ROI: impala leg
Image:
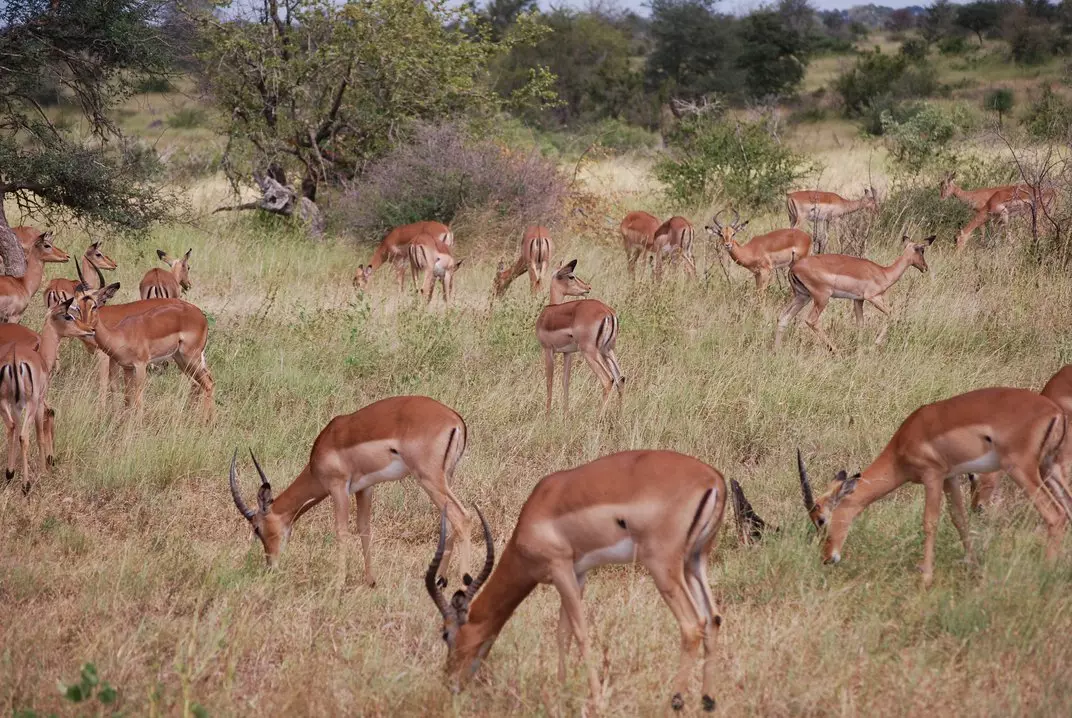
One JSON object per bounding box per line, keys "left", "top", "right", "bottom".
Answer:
{"left": 42, "top": 402, "right": 55, "bottom": 467}
{"left": 422, "top": 270, "right": 435, "bottom": 306}
{"left": 650, "top": 562, "right": 705, "bottom": 711}
{"left": 581, "top": 349, "right": 615, "bottom": 414}
{"left": 626, "top": 246, "right": 641, "bottom": 279}
{"left": 2, "top": 408, "right": 16, "bottom": 485}
{"left": 352, "top": 488, "right": 376, "bottom": 587}
{"left": 957, "top": 211, "right": 989, "bottom": 251}
{"left": 444, "top": 271, "right": 454, "bottom": 306}
{"left": 176, "top": 351, "right": 215, "bottom": 422}
{"left": 556, "top": 572, "right": 587, "bottom": 682}
{"left": 1006, "top": 463, "right": 1068, "bottom": 560}
{"left": 415, "top": 471, "right": 472, "bottom": 580}
{"left": 853, "top": 299, "right": 864, "bottom": 327}
{"left": 328, "top": 483, "right": 353, "bottom": 588}
{"left": 687, "top": 553, "right": 722, "bottom": 712}
{"left": 866, "top": 294, "right": 893, "bottom": 346}
{"left": 971, "top": 471, "right": 1001, "bottom": 512}
{"left": 755, "top": 269, "right": 769, "bottom": 293}
{"left": 654, "top": 248, "right": 665, "bottom": 282}
{"left": 920, "top": 476, "right": 945, "bottom": 588}
{"left": 18, "top": 409, "right": 31, "bottom": 495}
{"left": 561, "top": 352, "right": 573, "bottom": 418}
{"left": 803, "top": 296, "right": 839, "bottom": 353}
{"left": 96, "top": 351, "right": 112, "bottom": 405}
{"left": 34, "top": 404, "right": 48, "bottom": 475}
{"left": 550, "top": 564, "right": 600, "bottom": 705}
{"left": 396, "top": 259, "right": 408, "bottom": 292}
{"left": 543, "top": 347, "right": 555, "bottom": 416}
{"left": 774, "top": 293, "right": 811, "bottom": 349}
{"left": 528, "top": 265, "right": 539, "bottom": 295}
{"left": 944, "top": 476, "right": 973, "bottom": 563}
{"left": 604, "top": 349, "right": 625, "bottom": 403}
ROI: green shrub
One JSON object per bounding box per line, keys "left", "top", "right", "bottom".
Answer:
{"left": 1022, "top": 86, "right": 1072, "bottom": 140}
{"left": 836, "top": 48, "right": 939, "bottom": 132}
{"left": 938, "top": 35, "right": 970, "bottom": 55}
{"left": 135, "top": 76, "right": 172, "bottom": 93}
{"left": 983, "top": 88, "right": 1014, "bottom": 127}
{"left": 166, "top": 108, "right": 205, "bottom": 129}
{"left": 655, "top": 115, "right": 810, "bottom": 210}
{"left": 881, "top": 104, "right": 959, "bottom": 174}
{"left": 900, "top": 38, "right": 929, "bottom": 62}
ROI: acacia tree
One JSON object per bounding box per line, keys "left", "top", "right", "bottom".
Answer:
{"left": 199, "top": 0, "right": 549, "bottom": 222}
{"left": 0, "top": 0, "right": 175, "bottom": 274}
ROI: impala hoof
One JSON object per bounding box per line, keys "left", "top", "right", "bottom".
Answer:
{"left": 46, "top": 455, "right": 55, "bottom": 468}
{"left": 21, "top": 481, "right": 31, "bottom": 496}
{"left": 702, "top": 695, "right": 716, "bottom": 712}
{"left": 4, "top": 469, "right": 13, "bottom": 483}
{"left": 671, "top": 693, "right": 684, "bottom": 711}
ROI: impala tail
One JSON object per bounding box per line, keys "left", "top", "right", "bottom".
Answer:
{"left": 1040, "top": 414, "right": 1072, "bottom": 520}
{"left": 786, "top": 195, "right": 799, "bottom": 227}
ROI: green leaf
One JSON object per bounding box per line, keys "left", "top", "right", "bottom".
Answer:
{"left": 191, "top": 703, "right": 209, "bottom": 718}
{"left": 98, "top": 683, "right": 118, "bottom": 705}
{"left": 80, "top": 663, "right": 100, "bottom": 688}
{"left": 63, "top": 684, "right": 85, "bottom": 703}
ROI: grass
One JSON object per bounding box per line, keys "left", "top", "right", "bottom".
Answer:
{"left": 3, "top": 172, "right": 1072, "bottom": 716}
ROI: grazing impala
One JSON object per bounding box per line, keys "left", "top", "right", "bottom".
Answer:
{"left": 139, "top": 249, "right": 192, "bottom": 299}
{"left": 954, "top": 183, "right": 1056, "bottom": 251}
{"left": 775, "top": 235, "right": 935, "bottom": 353}
{"left": 939, "top": 171, "right": 1018, "bottom": 212}
{"left": 786, "top": 188, "right": 877, "bottom": 253}
{"left": 797, "top": 387, "right": 1072, "bottom": 587}
{"left": 425, "top": 450, "right": 727, "bottom": 712}
{"left": 70, "top": 272, "right": 214, "bottom": 418}
{"left": 229, "top": 395, "right": 472, "bottom": 586}
{"left": 354, "top": 221, "right": 454, "bottom": 291}
{"left": 0, "top": 232, "right": 69, "bottom": 323}
{"left": 408, "top": 233, "right": 463, "bottom": 306}
{"left": 707, "top": 209, "right": 812, "bottom": 293}
{"left": 652, "top": 216, "right": 696, "bottom": 280}
{"left": 619, "top": 211, "right": 661, "bottom": 278}
{"left": 536, "top": 260, "right": 623, "bottom": 415}
{"left": 492, "top": 226, "right": 554, "bottom": 296}
{"left": 45, "top": 241, "right": 117, "bottom": 309}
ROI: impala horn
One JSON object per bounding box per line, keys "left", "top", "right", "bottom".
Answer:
{"left": 731, "top": 208, "right": 741, "bottom": 228}
{"left": 710, "top": 210, "right": 724, "bottom": 233}
{"left": 731, "top": 479, "right": 768, "bottom": 545}
{"left": 92, "top": 262, "right": 106, "bottom": 290}
{"left": 249, "top": 450, "right": 273, "bottom": 513}
{"left": 425, "top": 512, "right": 452, "bottom": 619}
{"left": 229, "top": 449, "right": 255, "bottom": 521}
{"left": 464, "top": 506, "right": 495, "bottom": 601}
{"left": 797, "top": 448, "right": 815, "bottom": 512}
{"left": 73, "top": 257, "right": 88, "bottom": 294}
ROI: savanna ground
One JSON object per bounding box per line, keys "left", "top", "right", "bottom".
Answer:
{"left": 5, "top": 43, "right": 1072, "bottom": 718}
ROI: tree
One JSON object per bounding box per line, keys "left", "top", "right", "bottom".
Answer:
{"left": 983, "top": 87, "right": 1015, "bottom": 126}
{"left": 886, "top": 8, "right": 917, "bottom": 33}
{"left": 0, "top": 0, "right": 175, "bottom": 274}
{"left": 480, "top": 0, "right": 538, "bottom": 40}
{"left": 921, "top": 0, "right": 959, "bottom": 43}
{"left": 956, "top": 1, "right": 1002, "bottom": 44}
{"left": 737, "top": 10, "right": 809, "bottom": 99}
{"left": 646, "top": 0, "right": 744, "bottom": 103}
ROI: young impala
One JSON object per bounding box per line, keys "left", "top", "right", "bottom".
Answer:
{"left": 408, "top": 233, "right": 464, "bottom": 306}
{"left": 492, "top": 226, "right": 554, "bottom": 296}
{"left": 536, "top": 260, "right": 623, "bottom": 415}
{"left": 139, "top": 249, "right": 192, "bottom": 299}
{"left": 45, "top": 241, "right": 117, "bottom": 309}
{"left": 775, "top": 235, "right": 935, "bottom": 353}
{"left": 786, "top": 188, "right": 876, "bottom": 253}
{"left": 939, "top": 171, "right": 1019, "bottom": 212}
{"left": 797, "top": 386, "right": 1072, "bottom": 587}
{"left": 954, "top": 183, "right": 1056, "bottom": 251}
{"left": 425, "top": 450, "right": 727, "bottom": 712}
{"left": 354, "top": 221, "right": 454, "bottom": 291}
{"left": 619, "top": 211, "right": 661, "bottom": 278}
{"left": 229, "top": 395, "right": 472, "bottom": 586}
{"left": 652, "top": 216, "right": 696, "bottom": 281}
{"left": 0, "top": 231, "right": 69, "bottom": 323}
{"left": 706, "top": 209, "right": 812, "bottom": 293}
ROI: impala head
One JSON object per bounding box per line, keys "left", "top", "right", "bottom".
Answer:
{"left": 797, "top": 449, "right": 860, "bottom": 562}
{"left": 426, "top": 507, "right": 495, "bottom": 689}
{"left": 705, "top": 209, "right": 749, "bottom": 247}
{"left": 862, "top": 187, "right": 879, "bottom": 211}
{"left": 32, "top": 232, "right": 69, "bottom": 263}
{"left": 352, "top": 264, "right": 373, "bottom": 290}
{"left": 492, "top": 260, "right": 511, "bottom": 297}
{"left": 45, "top": 297, "right": 96, "bottom": 339}
{"left": 551, "top": 259, "right": 591, "bottom": 297}
{"left": 939, "top": 172, "right": 957, "bottom": 199}
{"left": 85, "top": 241, "right": 117, "bottom": 271}
{"left": 228, "top": 449, "right": 287, "bottom": 566}
{"left": 158, "top": 249, "right": 192, "bottom": 290}
{"left": 903, "top": 234, "right": 936, "bottom": 273}
{"left": 71, "top": 261, "right": 121, "bottom": 330}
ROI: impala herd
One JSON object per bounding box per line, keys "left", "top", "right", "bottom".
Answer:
{"left": 6, "top": 171, "right": 1067, "bottom": 712}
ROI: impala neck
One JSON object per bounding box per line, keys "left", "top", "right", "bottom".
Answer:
{"left": 457, "top": 542, "right": 539, "bottom": 655}
{"left": 268, "top": 465, "right": 329, "bottom": 529}
{"left": 17, "top": 253, "right": 46, "bottom": 295}
{"left": 549, "top": 283, "right": 568, "bottom": 305}
{"left": 38, "top": 320, "right": 61, "bottom": 375}
{"left": 81, "top": 255, "right": 101, "bottom": 288}
{"left": 725, "top": 241, "right": 745, "bottom": 264}
{"left": 875, "top": 251, "right": 916, "bottom": 294}
{"left": 825, "top": 449, "right": 904, "bottom": 557}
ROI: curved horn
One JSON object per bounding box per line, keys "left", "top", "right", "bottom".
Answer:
{"left": 92, "top": 262, "right": 105, "bottom": 290}
{"left": 425, "top": 512, "right": 451, "bottom": 619}
{"left": 712, "top": 210, "right": 724, "bottom": 231}
{"left": 731, "top": 208, "right": 741, "bottom": 228}
{"left": 464, "top": 506, "right": 495, "bottom": 601}
{"left": 797, "top": 448, "right": 815, "bottom": 511}
{"left": 73, "top": 257, "right": 88, "bottom": 293}
{"left": 229, "top": 449, "right": 255, "bottom": 521}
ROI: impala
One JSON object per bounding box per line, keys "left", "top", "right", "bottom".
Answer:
{"left": 786, "top": 188, "right": 877, "bottom": 253}
{"left": 492, "top": 226, "right": 554, "bottom": 296}
{"left": 69, "top": 272, "right": 214, "bottom": 419}
{"left": 939, "top": 171, "right": 1018, "bottom": 212}
{"left": 45, "top": 241, "right": 117, "bottom": 309}
{"left": 954, "top": 183, "right": 1056, "bottom": 251}
{"left": 0, "top": 232, "right": 69, "bottom": 323}
{"left": 536, "top": 260, "right": 623, "bottom": 415}
{"left": 797, "top": 386, "right": 1072, "bottom": 587}
{"left": 408, "top": 233, "right": 464, "bottom": 305}
{"left": 619, "top": 211, "right": 661, "bottom": 278}
{"left": 707, "top": 209, "right": 812, "bottom": 293}
{"left": 652, "top": 216, "right": 696, "bottom": 280}
{"left": 425, "top": 450, "right": 727, "bottom": 712}
{"left": 229, "top": 395, "right": 472, "bottom": 586}
{"left": 354, "top": 221, "right": 454, "bottom": 291}
{"left": 140, "top": 248, "right": 192, "bottom": 299}
{"left": 775, "top": 235, "right": 935, "bottom": 353}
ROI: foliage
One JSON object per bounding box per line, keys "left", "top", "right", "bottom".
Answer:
{"left": 737, "top": 9, "right": 810, "bottom": 99}
{"left": 880, "top": 104, "right": 960, "bottom": 174}
{"left": 341, "top": 123, "right": 567, "bottom": 238}
{"left": 0, "top": 0, "right": 176, "bottom": 238}
{"left": 900, "top": 38, "right": 930, "bottom": 63}
{"left": 16, "top": 662, "right": 120, "bottom": 718}
{"left": 167, "top": 108, "right": 206, "bottom": 129}
{"left": 835, "top": 48, "right": 939, "bottom": 133}
{"left": 645, "top": 0, "right": 744, "bottom": 101}
{"left": 1005, "top": 8, "right": 1063, "bottom": 65}
{"left": 921, "top": 0, "right": 959, "bottom": 43}
{"left": 983, "top": 88, "right": 1015, "bottom": 126}
{"left": 1022, "top": 85, "right": 1072, "bottom": 139}
{"left": 655, "top": 114, "right": 810, "bottom": 210}
{"left": 956, "top": 1, "right": 1003, "bottom": 44}
{"left": 198, "top": 0, "right": 552, "bottom": 200}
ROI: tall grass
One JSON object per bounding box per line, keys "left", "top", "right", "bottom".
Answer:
{"left": 3, "top": 180, "right": 1072, "bottom": 716}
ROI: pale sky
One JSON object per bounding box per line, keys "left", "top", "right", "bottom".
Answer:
{"left": 547, "top": 0, "right": 955, "bottom": 15}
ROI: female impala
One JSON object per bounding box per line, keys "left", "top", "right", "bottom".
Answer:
{"left": 954, "top": 183, "right": 1056, "bottom": 251}
{"left": 707, "top": 209, "right": 812, "bottom": 293}
{"left": 139, "top": 249, "right": 192, "bottom": 299}
{"left": 619, "top": 211, "right": 661, "bottom": 278}
{"left": 426, "top": 450, "right": 727, "bottom": 712}
{"left": 408, "top": 233, "right": 463, "bottom": 305}
{"left": 0, "top": 232, "right": 69, "bottom": 323}
{"left": 492, "top": 226, "right": 554, "bottom": 296}
{"left": 786, "top": 188, "right": 876, "bottom": 252}
{"left": 354, "top": 221, "right": 454, "bottom": 291}
{"left": 652, "top": 216, "right": 696, "bottom": 281}
{"left": 939, "top": 171, "right": 1018, "bottom": 212}
{"left": 229, "top": 395, "right": 472, "bottom": 586}
{"left": 537, "top": 260, "right": 623, "bottom": 415}
{"left": 797, "top": 386, "right": 1072, "bottom": 587}
{"left": 775, "top": 235, "right": 935, "bottom": 353}
{"left": 45, "top": 241, "right": 117, "bottom": 309}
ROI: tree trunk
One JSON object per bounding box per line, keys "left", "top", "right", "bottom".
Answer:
{"left": 0, "top": 195, "right": 28, "bottom": 276}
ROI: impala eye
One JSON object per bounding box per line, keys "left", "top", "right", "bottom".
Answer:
{"left": 442, "top": 631, "right": 449, "bottom": 641}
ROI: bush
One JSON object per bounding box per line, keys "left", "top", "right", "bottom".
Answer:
{"left": 166, "top": 108, "right": 205, "bottom": 129}
{"left": 881, "top": 104, "right": 959, "bottom": 174}
{"left": 342, "top": 123, "right": 568, "bottom": 238}
{"left": 1022, "top": 86, "right": 1072, "bottom": 140}
{"left": 135, "top": 76, "right": 172, "bottom": 94}
{"left": 983, "top": 87, "right": 1015, "bottom": 127}
{"left": 937, "top": 35, "right": 970, "bottom": 55}
{"left": 655, "top": 114, "right": 810, "bottom": 210}
{"left": 900, "top": 38, "right": 929, "bottom": 62}
{"left": 836, "top": 48, "right": 939, "bottom": 130}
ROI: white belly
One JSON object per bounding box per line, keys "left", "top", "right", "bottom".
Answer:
{"left": 950, "top": 450, "right": 1000, "bottom": 475}
{"left": 574, "top": 538, "right": 636, "bottom": 575}
{"left": 830, "top": 289, "right": 862, "bottom": 300}
{"left": 349, "top": 455, "right": 409, "bottom": 493}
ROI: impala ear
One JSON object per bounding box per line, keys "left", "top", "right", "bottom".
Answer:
{"left": 564, "top": 259, "right": 578, "bottom": 272}
{"left": 924, "top": 235, "right": 936, "bottom": 246}
{"left": 496, "top": 260, "right": 505, "bottom": 273}
{"left": 95, "top": 282, "right": 121, "bottom": 306}
{"left": 157, "top": 249, "right": 173, "bottom": 266}
{"left": 833, "top": 472, "right": 860, "bottom": 505}
{"left": 738, "top": 220, "right": 750, "bottom": 230}
{"left": 453, "top": 259, "right": 464, "bottom": 270}
{"left": 184, "top": 248, "right": 193, "bottom": 261}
